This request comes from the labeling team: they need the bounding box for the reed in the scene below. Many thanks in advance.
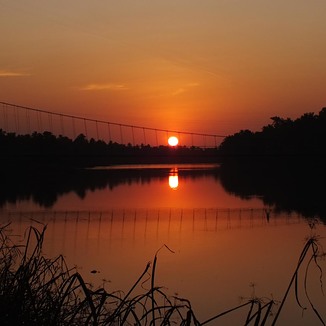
[0,222,324,325]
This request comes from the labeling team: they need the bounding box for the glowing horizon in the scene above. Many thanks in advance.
[1,1,326,136]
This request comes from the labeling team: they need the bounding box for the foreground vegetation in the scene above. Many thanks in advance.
[0,223,325,325]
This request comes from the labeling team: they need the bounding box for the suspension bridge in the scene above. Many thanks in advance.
[0,101,226,148]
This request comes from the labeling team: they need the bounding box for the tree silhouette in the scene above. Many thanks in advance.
[219,108,326,158]
[0,130,219,168]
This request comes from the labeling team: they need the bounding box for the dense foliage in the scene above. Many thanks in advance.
[217,108,326,219]
[0,130,218,168]
[219,108,326,157]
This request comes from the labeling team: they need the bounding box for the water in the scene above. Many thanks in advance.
[1,163,325,325]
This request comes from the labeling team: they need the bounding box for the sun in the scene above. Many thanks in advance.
[168,136,179,147]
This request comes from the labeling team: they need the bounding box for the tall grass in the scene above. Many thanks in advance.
[0,222,325,325]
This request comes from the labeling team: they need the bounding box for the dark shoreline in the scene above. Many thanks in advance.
[0,156,325,222]
[219,156,326,222]
[0,162,220,208]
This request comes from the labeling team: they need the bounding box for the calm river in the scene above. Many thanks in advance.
[1,163,325,325]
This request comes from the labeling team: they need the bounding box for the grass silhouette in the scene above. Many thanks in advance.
[0,222,324,325]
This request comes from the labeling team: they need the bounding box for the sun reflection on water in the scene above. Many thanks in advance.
[168,168,179,190]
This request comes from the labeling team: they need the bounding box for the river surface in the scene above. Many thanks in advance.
[0,163,325,325]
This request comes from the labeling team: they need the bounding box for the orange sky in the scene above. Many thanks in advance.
[1,1,326,136]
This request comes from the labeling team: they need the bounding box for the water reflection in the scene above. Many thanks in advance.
[0,162,325,221]
[219,161,326,221]
[1,208,325,325]
[168,168,179,189]
[0,164,219,208]
[1,163,326,325]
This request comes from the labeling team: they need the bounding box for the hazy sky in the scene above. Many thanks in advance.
[1,0,326,136]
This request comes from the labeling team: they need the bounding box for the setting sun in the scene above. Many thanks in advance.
[168,136,179,147]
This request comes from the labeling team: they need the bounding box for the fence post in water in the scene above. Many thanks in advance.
[192,209,195,231]
[204,208,207,230]
[179,209,183,232]
[250,209,254,227]
[168,208,171,233]
[239,209,242,228]
[144,210,148,238]
[227,209,230,229]
[156,210,160,238]
[215,208,218,231]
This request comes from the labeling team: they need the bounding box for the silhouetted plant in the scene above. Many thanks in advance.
[271,228,326,325]
[0,223,325,325]
[0,224,203,325]
[219,107,326,157]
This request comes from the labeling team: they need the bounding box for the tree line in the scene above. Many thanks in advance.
[0,130,218,168]
[219,107,326,157]
[1,107,326,168]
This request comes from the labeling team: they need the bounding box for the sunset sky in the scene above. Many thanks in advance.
[1,0,326,136]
